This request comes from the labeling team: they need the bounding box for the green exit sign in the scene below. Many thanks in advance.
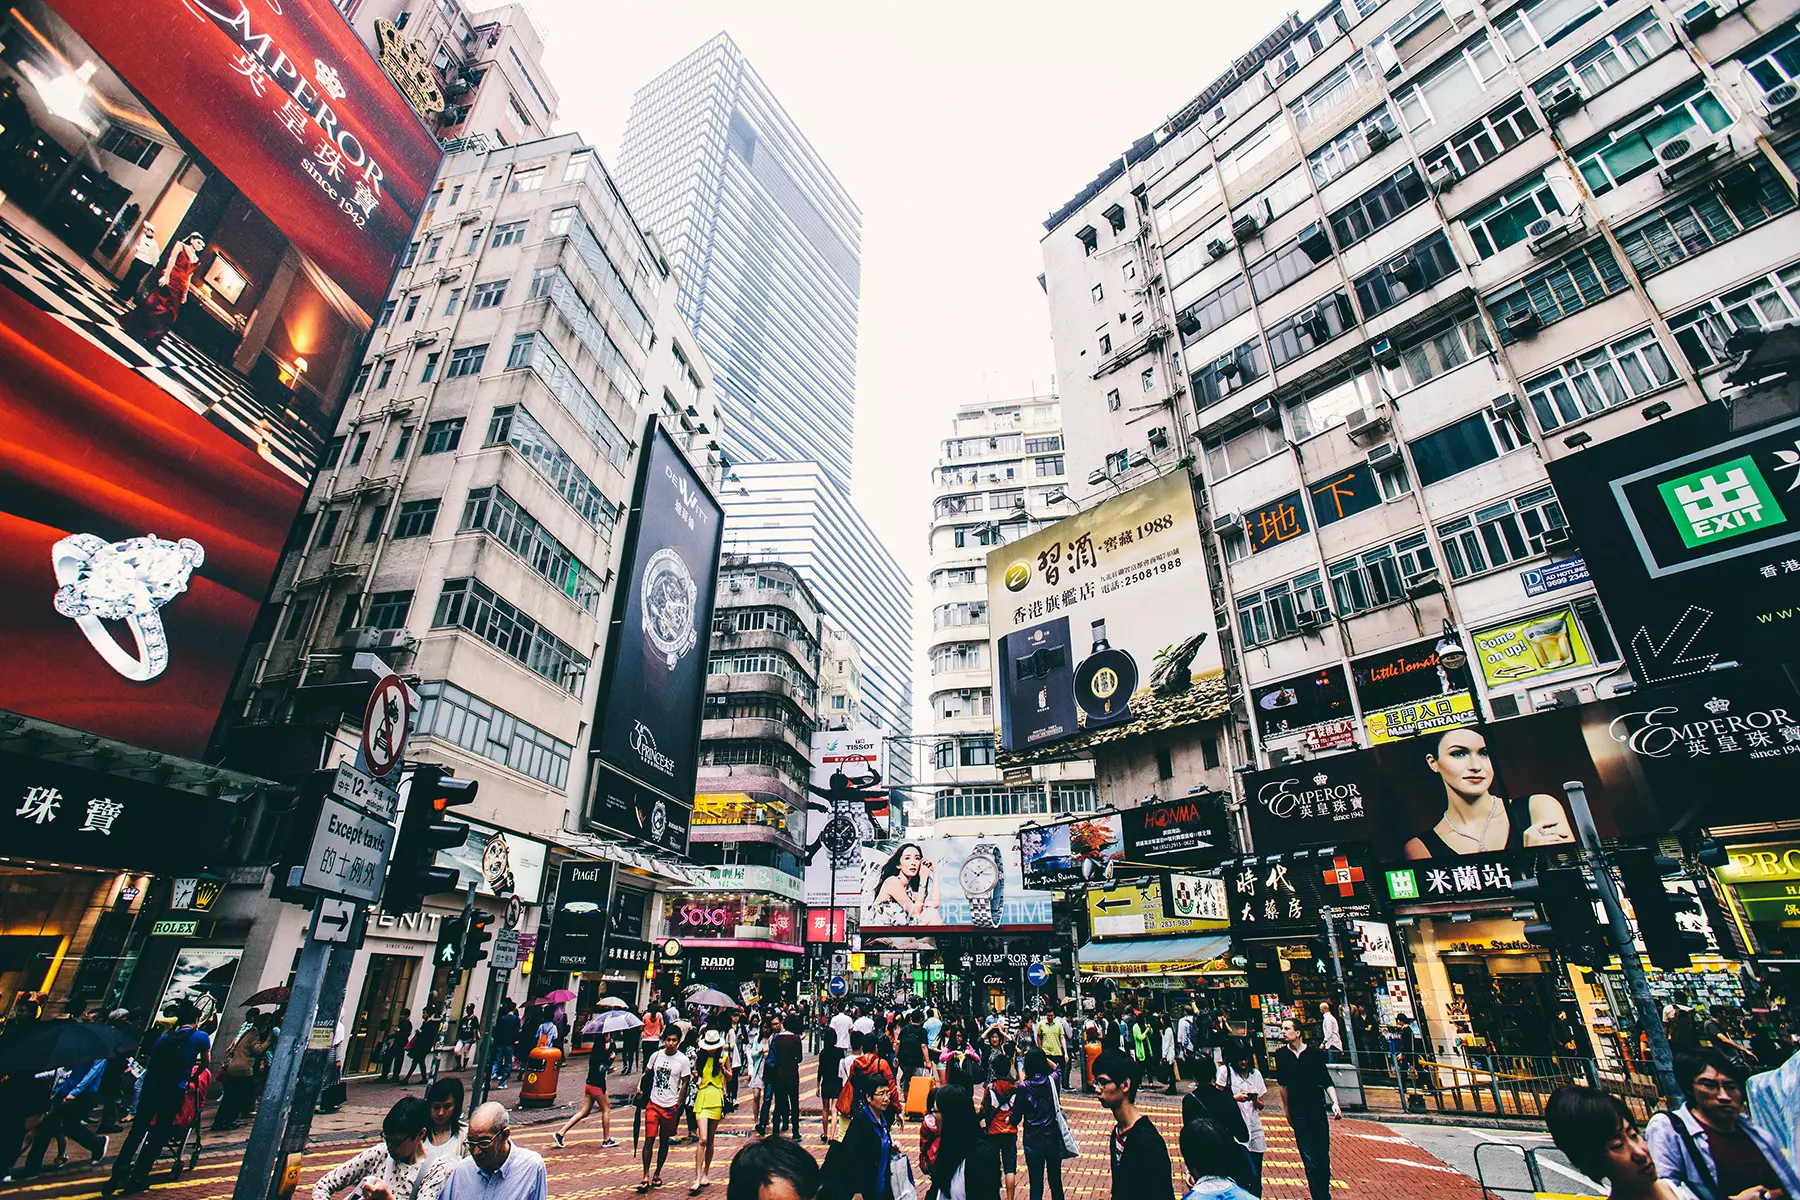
[1386,869,1420,901]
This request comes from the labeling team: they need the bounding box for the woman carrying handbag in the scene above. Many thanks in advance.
[1015,1050,1075,1200]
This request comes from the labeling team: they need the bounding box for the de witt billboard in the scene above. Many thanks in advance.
[987,472,1226,758]
[586,421,723,855]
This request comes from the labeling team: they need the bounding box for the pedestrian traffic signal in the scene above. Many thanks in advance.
[1515,863,1607,966]
[461,910,495,969]
[1616,848,1709,970]
[385,765,475,915]
[434,914,467,969]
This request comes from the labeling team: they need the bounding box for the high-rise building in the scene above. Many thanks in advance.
[817,618,866,731]
[615,32,860,488]
[719,461,915,786]
[926,396,1097,835]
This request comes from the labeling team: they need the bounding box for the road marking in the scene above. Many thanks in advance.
[1375,1157,1468,1174]
[1346,1132,1417,1143]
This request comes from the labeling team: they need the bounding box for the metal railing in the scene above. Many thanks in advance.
[1350,1051,1662,1122]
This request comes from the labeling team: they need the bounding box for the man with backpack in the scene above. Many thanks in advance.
[898,1011,929,1080]
[103,1000,211,1196]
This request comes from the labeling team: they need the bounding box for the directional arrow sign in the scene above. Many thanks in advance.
[1627,604,1719,686]
[314,897,355,943]
[1095,896,1135,911]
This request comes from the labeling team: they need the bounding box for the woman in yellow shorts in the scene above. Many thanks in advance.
[689,1029,730,1194]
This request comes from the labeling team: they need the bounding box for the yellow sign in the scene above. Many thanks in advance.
[279,1153,304,1198]
[849,952,866,973]
[693,793,787,827]
[1086,876,1227,939]
[1715,842,1800,885]
[1364,691,1478,744]
[1471,608,1592,686]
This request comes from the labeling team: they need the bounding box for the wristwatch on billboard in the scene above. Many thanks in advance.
[962,843,1004,928]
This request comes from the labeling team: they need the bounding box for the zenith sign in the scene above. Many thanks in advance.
[1322,855,1364,897]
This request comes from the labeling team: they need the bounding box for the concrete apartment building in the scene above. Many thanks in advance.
[926,397,1099,836]
[818,618,867,731]
[1041,0,1800,771]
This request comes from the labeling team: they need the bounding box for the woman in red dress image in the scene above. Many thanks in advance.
[123,232,204,347]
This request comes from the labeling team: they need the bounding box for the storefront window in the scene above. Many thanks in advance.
[663,892,800,945]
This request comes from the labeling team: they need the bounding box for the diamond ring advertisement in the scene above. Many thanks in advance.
[50,533,205,682]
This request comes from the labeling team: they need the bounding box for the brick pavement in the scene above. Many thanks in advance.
[5,1058,1488,1200]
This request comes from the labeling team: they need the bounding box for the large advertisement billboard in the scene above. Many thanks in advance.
[541,859,614,973]
[858,836,1052,931]
[987,472,1227,759]
[1018,795,1231,889]
[586,421,724,855]
[803,726,890,908]
[1244,665,1800,862]
[1549,408,1800,677]
[0,0,438,758]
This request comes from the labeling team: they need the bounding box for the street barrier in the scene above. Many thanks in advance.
[1350,1051,1661,1122]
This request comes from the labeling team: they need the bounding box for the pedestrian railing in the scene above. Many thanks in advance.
[1471,1141,1604,1200]
[1350,1052,1661,1122]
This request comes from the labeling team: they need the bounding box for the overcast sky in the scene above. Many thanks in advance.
[534,0,1286,739]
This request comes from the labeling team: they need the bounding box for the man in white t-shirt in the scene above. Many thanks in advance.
[640,1027,691,1190]
[851,1010,874,1038]
[829,1007,854,1051]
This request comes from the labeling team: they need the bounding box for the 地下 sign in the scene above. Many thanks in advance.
[1246,491,1310,553]
[1308,464,1383,528]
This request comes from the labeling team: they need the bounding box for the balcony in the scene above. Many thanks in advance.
[700,715,812,759]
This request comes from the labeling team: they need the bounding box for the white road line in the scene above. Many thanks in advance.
[1375,1157,1468,1174]
[1346,1132,1416,1144]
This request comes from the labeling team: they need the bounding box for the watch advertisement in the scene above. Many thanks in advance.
[541,859,614,973]
[587,420,723,854]
[859,835,1051,931]
[987,472,1227,761]
[0,0,437,760]
[433,820,549,903]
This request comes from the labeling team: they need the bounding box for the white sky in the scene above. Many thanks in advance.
[534,0,1288,741]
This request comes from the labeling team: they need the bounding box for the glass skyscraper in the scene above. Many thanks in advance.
[619,33,914,784]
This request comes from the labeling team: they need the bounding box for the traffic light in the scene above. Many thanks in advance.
[1515,862,1607,966]
[460,910,495,969]
[434,914,467,969]
[1616,848,1709,970]
[1697,838,1731,869]
[385,765,475,915]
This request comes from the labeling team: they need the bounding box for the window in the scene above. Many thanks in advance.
[1392,33,1509,131]
[1524,329,1677,430]
[461,486,605,613]
[1106,449,1130,475]
[1177,276,1252,345]
[1670,262,1800,373]
[1353,231,1461,319]
[444,288,463,315]
[393,498,440,538]
[1330,543,1407,615]
[449,183,463,205]
[1383,312,1494,393]
[1107,389,1122,411]
[1438,486,1567,579]
[420,351,440,381]
[1488,241,1630,340]
[422,418,464,454]
[1330,165,1429,251]
[422,236,442,262]
[392,425,414,460]
[402,242,419,268]
[933,602,988,630]
[1218,117,1289,187]
[414,680,572,789]
[1743,21,1800,94]
[364,502,388,542]
[376,300,395,328]
[1024,436,1063,453]
[524,266,648,401]
[1309,106,1397,186]
[1236,571,1328,645]
[1614,162,1795,276]
[1193,339,1267,410]
[446,344,487,378]
[1077,226,1098,255]
[1220,525,1249,562]
[366,590,413,630]
[1268,292,1356,368]
[469,280,507,310]
[932,643,988,674]
[321,437,344,469]
[937,690,993,720]
[465,229,482,255]
[311,507,341,549]
[1497,0,1627,60]
[402,295,419,321]
[351,362,373,394]
[1290,52,1377,128]
[1408,406,1529,485]
[279,597,313,640]
[1424,96,1542,179]
[376,358,395,388]
[433,577,590,694]
[490,221,527,248]
[1098,333,1112,355]
[1092,284,1104,303]
[1376,457,1413,500]
[1248,240,1323,304]
[509,167,547,193]
[1204,420,1284,478]
[1140,367,1156,392]
[1033,455,1065,477]
[97,126,162,168]
[1535,11,1673,99]
[347,431,369,464]
[1572,82,1733,196]
[1464,174,1563,259]
[1289,374,1377,440]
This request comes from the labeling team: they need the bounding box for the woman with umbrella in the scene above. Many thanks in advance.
[554,1010,638,1150]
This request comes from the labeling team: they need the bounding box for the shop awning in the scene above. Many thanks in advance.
[1077,935,1233,975]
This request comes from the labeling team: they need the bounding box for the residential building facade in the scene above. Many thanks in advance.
[817,618,867,731]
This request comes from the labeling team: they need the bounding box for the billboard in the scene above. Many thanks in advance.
[1018,795,1231,889]
[433,821,549,903]
[1223,847,1379,940]
[1244,665,1800,862]
[1548,408,1800,678]
[987,472,1227,758]
[1017,813,1124,888]
[586,421,724,855]
[0,0,438,758]
[541,859,613,973]
[858,836,1052,931]
[803,726,891,907]
[1352,638,1479,745]
[1470,607,1595,687]
[1087,875,1227,939]
[1252,667,1355,742]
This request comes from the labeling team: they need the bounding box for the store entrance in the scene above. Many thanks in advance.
[345,953,418,1076]
[1444,957,1560,1059]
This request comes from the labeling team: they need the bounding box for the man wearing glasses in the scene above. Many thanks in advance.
[440,1103,548,1200]
[1091,1047,1173,1200]
[1646,1052,1800,1200]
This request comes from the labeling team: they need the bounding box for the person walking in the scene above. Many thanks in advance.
[311,1097,453,1200]
[553,1034,617,1150]
[689,1030,731,1193]
[1547,1086,1700,1200]
[746,1021,769,1136]
[767,1016,803,1141]
[454,1007,481,1072]
[640,1026,693,1193]
[983,1052,1020,1200]
[1318,1004,1344,1065]
[900,1011,930,1081]
[490,1002,521,1090]
[1178,1119,1259,1200]
[1092,1048,1174,1200]
[15,1055,109,1176]
[439,1103,547,1200]
[1217,1048,1267,1195]
[382,1011,414,1083]
[103,999,211,1196]
[1016,1049,1070,1200]
[819,1073,895,1200]
[403,1009,443,1085]
[423,1077,466,1167]
[1273,1018,1339,1200]
[926,1084,1002,1200]
[1645,1050,1800,1200]
[1035,1013,1067,1092]
[211,1013,273,1131]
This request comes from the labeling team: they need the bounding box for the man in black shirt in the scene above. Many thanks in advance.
[1091,1047,1174,1200]
[898,1011,929,1079]
[1273,1017,1340,1200]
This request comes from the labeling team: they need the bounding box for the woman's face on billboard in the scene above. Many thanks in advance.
[1427,729,1495,799]
[899,845,922,878]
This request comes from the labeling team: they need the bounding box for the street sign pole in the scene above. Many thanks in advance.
[266,906,365,1200]
[235,927,331,1200]
[1320,907,1361,1072]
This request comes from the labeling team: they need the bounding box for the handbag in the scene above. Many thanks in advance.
[1053,1084,1080,1158]
[888,1149,917,1200]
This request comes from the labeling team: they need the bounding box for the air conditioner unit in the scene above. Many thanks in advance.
[1403,567,1441,596]
[1087,469,1108,486]
[1766,81,1800,125]
[1251,399,1277,423]
[1366,442,1401,467]
[1129,449,1152,468]
[729,578,743,591]
[1211,511,1242,534]
[1345,406,1390,439]
[1370,336,1400,368]
[1542,525,1578,552]
[1656,132,1723,183]
[1426,157,1461,193]
[1268,746,1304,766]
[959,689,973,699]
[1215,354,1241,379]
[373,629,412,650]
[1387,252,1422,288]
[1526,208,1582,254]
[1374,40,1402,77]
[1364,121,1393,151]
[1297,222,1333,263]
[1680,0,1735,36]
[1542,80,1584,121]
[1146,426,1170,449]
[1299,306,1329,340]
[1504,307,1542,338]
[344,627,379,649]
[1232,214,1262,243]
[1294,607,1325,630]
[1207,237,1232,260]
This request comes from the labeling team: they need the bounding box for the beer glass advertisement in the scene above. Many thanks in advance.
[587,421,724,854]
[0,0,437,758]
[1244,665,1800,860]
[1470,607,1595,687]
[1549,408,1800,673]
[859,836,1052,932]
[986,472,1227,759]
[803,726,890,908]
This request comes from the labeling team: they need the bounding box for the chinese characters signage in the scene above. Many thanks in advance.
[1087,875,1227,939]
[1308,464,1383,528]
[1364,691,1478,744]
[1383,852,1520,906]
[1,752,233,871]
[1471,608,1594,687]
[1252,667,1354,742]
[988,472,1226,758]
[1353,638,1477,744]
[1222,848,1378,940]
[1244,757,1377,851]
[1246,491,1310,553]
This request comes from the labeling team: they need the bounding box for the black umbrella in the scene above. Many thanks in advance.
[0,1019,135,1075]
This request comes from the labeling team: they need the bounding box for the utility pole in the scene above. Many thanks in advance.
[1321,907,1361,1072]
[1565,780,1680,1101]
[235,917,331,1200]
